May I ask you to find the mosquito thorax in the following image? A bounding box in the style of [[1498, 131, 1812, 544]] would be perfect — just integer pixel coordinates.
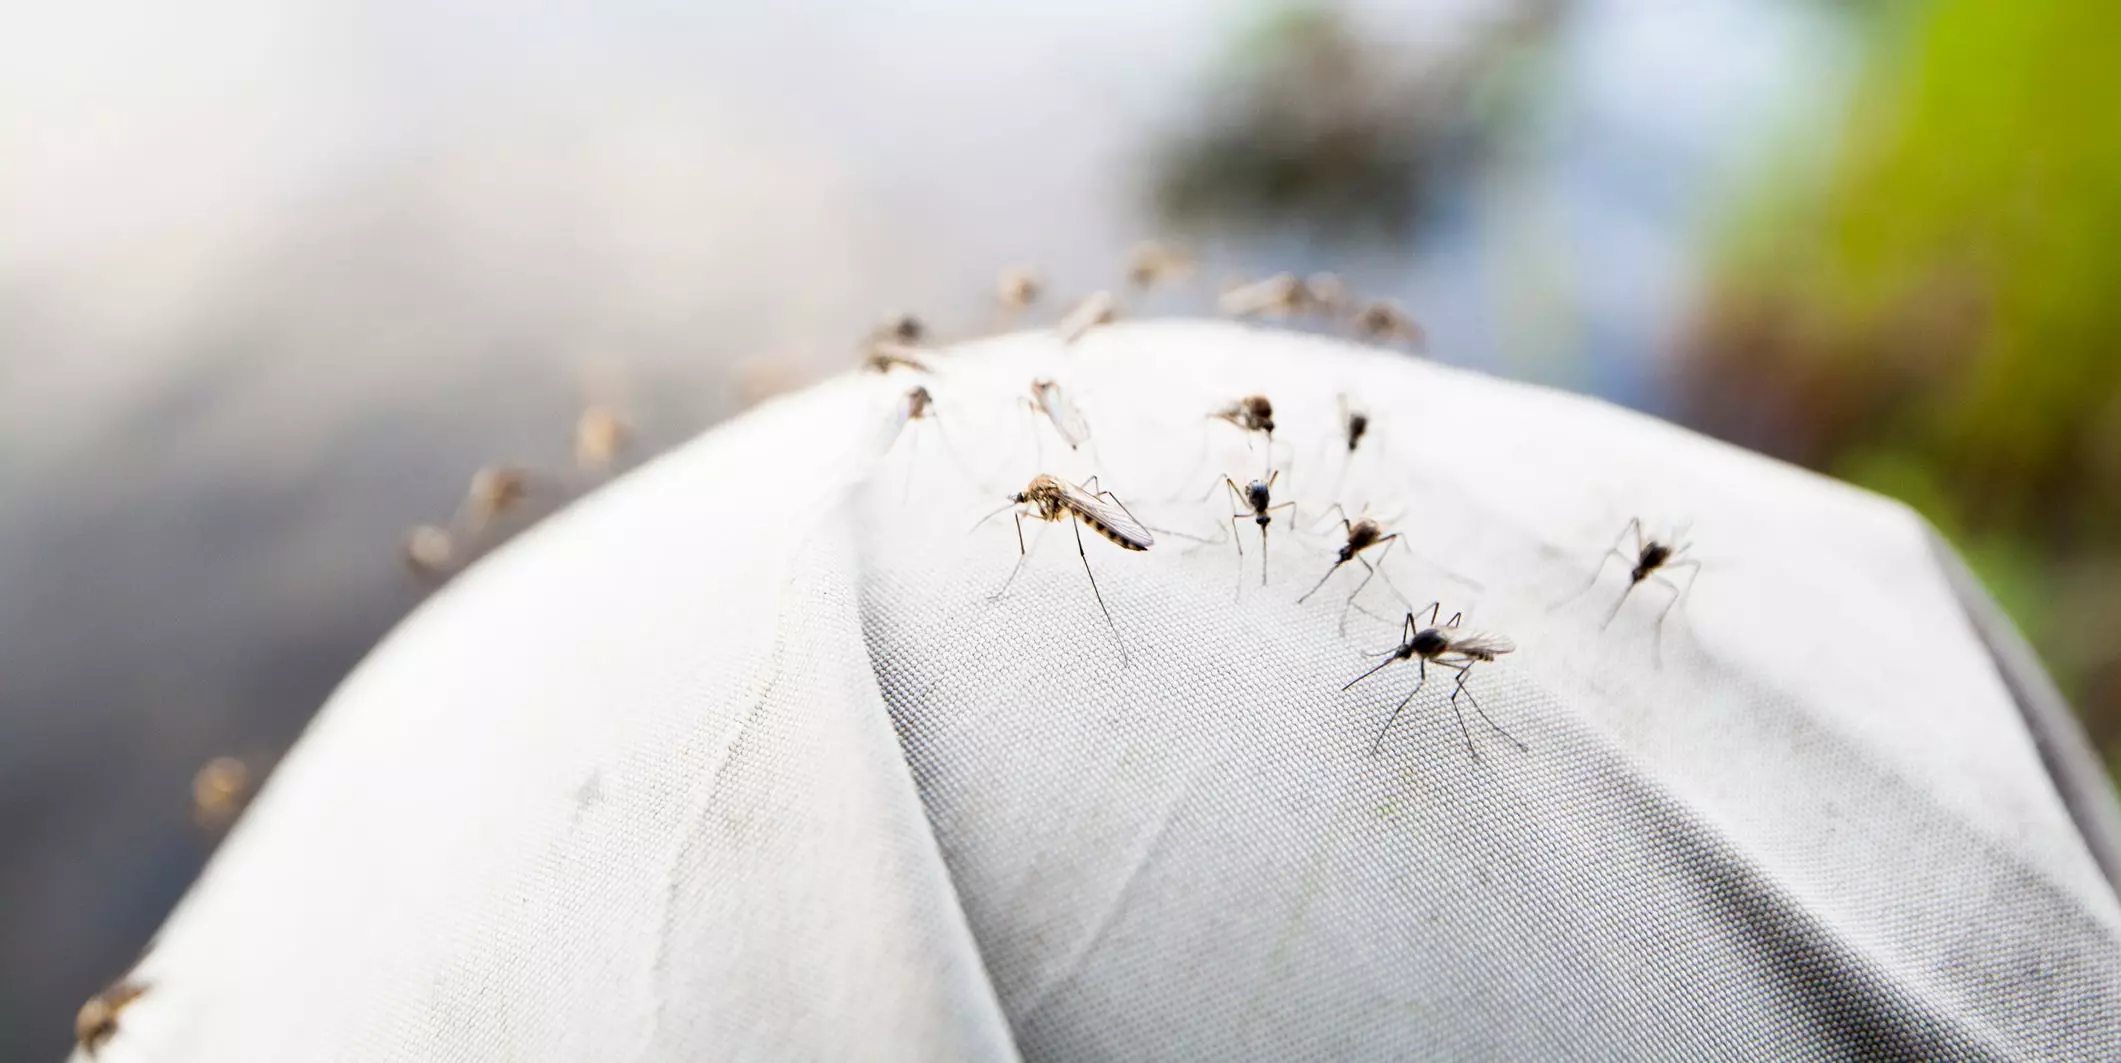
[[1410, 628, 1450, 657], [1634, 542, 1672, 581]]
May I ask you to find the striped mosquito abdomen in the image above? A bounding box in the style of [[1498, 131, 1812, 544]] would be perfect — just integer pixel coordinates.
[[988, 473, 1154, 665], [1069, 507, 1150, 551]]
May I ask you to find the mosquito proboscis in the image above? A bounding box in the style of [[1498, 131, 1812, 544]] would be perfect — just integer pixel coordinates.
[[1549, 518, 1700, 665], [977, 474, 1154, 664], [1205, 469, 1297, 589], [1344, 602, 1523, 758]]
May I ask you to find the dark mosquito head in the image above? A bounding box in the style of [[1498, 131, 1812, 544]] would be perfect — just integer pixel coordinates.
[[1410, 628, 1450, 658], [1634, 541, 1672, 582], [1010, 492, 1028, 504], [1346, 412, 1369, 451], [1244, 395, 1275, 434], [884, 313, 924, 343]]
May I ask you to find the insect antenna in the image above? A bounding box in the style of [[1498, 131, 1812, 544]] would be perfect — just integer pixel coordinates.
[[968, 500, 1019, 536]]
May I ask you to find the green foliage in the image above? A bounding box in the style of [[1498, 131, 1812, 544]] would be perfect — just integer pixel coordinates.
[[1694, 0, 2121, 757]]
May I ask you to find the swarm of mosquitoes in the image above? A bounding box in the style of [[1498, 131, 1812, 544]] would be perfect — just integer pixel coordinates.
[[82, 241, 1701, 1057], [854, 241, 1697, 770]]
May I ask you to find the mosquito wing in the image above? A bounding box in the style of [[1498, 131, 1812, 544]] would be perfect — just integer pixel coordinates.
[[1441, 630, 1516, 659], [1057, 481, 1155, 550], [1036, 385, 1094, 447]]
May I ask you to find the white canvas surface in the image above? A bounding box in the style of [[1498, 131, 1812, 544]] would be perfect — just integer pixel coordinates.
[[95, 321, 2121, 1061]]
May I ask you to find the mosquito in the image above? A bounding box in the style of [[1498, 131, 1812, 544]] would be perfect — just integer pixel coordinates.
[[1549, 518, 1700, 664], [192, 754, 252, 831], [1209, 394, 1277, 478], [77, 978, 149, 1059], [1025, 378, 1093, 452], [1126, 241, 1193, 289], [997, 266, 1041, 309], [863, 342, 932, 375], [1354, 299, 1425, 347], [1219, 273, 1304, 318], [886, 385, 954, 501], [1323, 392, 1371, 501], [1299, 504, 1405, 634], [871, 312, 926, 345], [1206, 469, 1297, 588], [1057, 290, 1117, 344], [402, 523, 455, 576], [1339, 394, 1370, 455], [1303, 272, 1350, 317], [574, 404, 630, 470], [977, 474, 1154, 664], [1344, 602, 1523, 758]]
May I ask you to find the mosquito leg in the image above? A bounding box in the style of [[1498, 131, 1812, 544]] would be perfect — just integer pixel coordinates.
[[1368, 536, 1407, 608], [901, 423, 920, 504], [1314, 503, 1355, 535], [1438, 663, 1479, 759], [1648, 560, 1701, 668], [1258, 522, 1270, 586], [1602, 578, 1640, 630], [1549, 521, 1639, 612], [989, 513, 1033, 602], [1073, 516, 1129, 666], [1452, 663, 1525, 752], [1371, 660, 1428, 756], [1339, 536, 1403, 635], [1081, 479, 1155, 541], [1666, 558, 1703, 605]]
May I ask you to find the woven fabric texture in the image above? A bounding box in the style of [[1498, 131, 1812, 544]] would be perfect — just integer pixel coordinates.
[[103, 321, 2121, 1062]]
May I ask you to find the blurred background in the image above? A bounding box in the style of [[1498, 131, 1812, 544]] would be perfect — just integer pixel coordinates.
[[4, 0, 2115, 1056]]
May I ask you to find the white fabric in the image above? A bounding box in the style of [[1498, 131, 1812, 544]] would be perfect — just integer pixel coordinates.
[[102, 321, 2121, 1061]]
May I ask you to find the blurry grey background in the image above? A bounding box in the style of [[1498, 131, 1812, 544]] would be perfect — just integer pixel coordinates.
[[17, 1, 2118, 1059]]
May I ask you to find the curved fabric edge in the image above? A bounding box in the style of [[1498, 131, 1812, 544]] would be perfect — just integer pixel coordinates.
[[1925, 525, 2121, 898]]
